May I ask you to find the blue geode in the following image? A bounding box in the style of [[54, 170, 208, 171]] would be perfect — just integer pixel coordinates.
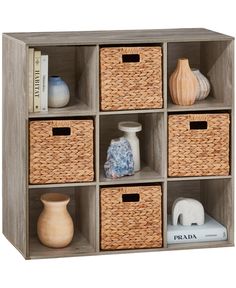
[[104, 137, 134, 179]]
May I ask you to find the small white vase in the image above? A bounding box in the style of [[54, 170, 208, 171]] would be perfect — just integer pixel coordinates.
[[191, 69, 210, 100], [118, 121, 142, 172], [48, 76, 70, 108]]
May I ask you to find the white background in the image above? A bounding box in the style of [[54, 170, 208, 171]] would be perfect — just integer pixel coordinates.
[[0, 0, 235, 287]]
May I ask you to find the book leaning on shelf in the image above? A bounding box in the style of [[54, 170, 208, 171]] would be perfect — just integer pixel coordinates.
[[28, 49, 48, 113]]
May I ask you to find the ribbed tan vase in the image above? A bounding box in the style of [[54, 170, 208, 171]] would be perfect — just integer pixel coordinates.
[[169, 58, 198, 106], [37, 193, 74, 248]]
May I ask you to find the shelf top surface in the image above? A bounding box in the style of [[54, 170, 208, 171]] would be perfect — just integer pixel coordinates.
[[4, 28, 234, 46]]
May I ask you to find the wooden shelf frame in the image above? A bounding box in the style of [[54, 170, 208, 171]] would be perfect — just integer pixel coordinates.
[[2, 28, 234, 259]]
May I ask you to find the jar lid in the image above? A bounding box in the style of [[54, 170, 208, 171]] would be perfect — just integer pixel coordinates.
[[118, 121, 142, 132]]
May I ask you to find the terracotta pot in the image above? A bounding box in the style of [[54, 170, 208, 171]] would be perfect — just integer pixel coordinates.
[[37, 193, 74, 248], [191, 68, 211, 100], [169, 58, 198, 106]]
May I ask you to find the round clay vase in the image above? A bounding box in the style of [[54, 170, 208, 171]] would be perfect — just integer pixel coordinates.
[[169, 58, 198, 106], [48, 76, 70, 108], [191, 68, 211, 100], [37, 193, 74, 248]]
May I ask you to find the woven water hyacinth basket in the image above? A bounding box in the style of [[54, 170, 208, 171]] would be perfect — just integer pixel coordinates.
[[168, 113, 230, 177], [29, 119, 94, 184], [100, 185, 162, 250], [100, 46, 163, 111]]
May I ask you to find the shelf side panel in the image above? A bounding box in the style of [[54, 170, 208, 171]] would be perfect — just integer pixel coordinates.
[[76, 45, 98, 112], [201, 40, 234, 106], [2, 36, 28, 257], [200, 179, 234, 244], [75, 186, 96, 250]]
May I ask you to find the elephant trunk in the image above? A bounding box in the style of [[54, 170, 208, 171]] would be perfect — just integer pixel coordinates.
[[172, 211, 180, 226], [172, 197, 183, 226]]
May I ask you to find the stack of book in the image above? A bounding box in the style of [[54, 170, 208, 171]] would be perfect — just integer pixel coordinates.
[[28, 49, 48, 112]]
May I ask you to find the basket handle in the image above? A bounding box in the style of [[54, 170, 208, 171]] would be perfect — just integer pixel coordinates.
[[52, 127, 71, 136], [122, 54, 140, 63], [122, 193, 140, 202], [189, 121, 208, 130]]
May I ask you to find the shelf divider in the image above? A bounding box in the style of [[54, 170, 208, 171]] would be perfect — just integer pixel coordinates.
[[167, 175, 232, 182]]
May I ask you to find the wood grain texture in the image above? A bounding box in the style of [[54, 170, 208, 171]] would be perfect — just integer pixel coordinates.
[[162, 43, 168, 109], [2, 35, 28, 257], [201, 40, 234, 106], [162, 181, 168, 248], [168, 240, 232, 250], [29, 100, 95, 118], [95, 184, 100, 252], [76, 45, 98, 111], [30, 233, 95, 258], [29, 238, 233, 259], [100, 167, 164, 185], [167, 96, 232, 112], [167, 175, 232, 181], [201, 179, 234, 243], [4, 28, 233, 46], [75, 186, 96, 250], [138, 113, 164, 176]]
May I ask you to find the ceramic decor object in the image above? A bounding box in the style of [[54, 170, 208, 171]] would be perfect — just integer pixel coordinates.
[[104, 137, 134, 179], [172, 197, 205, 226], [48, 76, 70, 108], [191, 68, 211, 100], [37, 193, 74, 248], [169, 58, 198, 106], [118, 121, 142, 172]]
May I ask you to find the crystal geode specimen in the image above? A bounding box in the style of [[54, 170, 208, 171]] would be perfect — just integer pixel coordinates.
[[104, 137, 134, 179]]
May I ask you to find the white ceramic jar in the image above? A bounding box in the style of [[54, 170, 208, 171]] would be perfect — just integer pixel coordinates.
[[118, 121, 142, 172], [48, 76, 70, 108], [191, 68, 211, 100]]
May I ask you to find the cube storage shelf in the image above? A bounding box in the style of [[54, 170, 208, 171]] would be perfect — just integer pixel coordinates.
[[2, 28, 234, 259]]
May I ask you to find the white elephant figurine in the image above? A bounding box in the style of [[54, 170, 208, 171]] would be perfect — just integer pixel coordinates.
[[172, 197, 205, 226]]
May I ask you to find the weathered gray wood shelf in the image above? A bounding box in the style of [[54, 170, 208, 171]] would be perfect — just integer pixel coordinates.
[[2, 28, 234, 259]]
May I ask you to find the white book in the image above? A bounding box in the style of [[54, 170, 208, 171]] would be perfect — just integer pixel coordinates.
[[167, 214, 227, 244], [40, 55, 48, 112], [28, 48, 34, 113], [33, 50, 41, 112]]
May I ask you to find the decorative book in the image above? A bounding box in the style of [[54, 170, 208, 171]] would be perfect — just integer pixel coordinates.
[[167, 214, 227, 244]]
